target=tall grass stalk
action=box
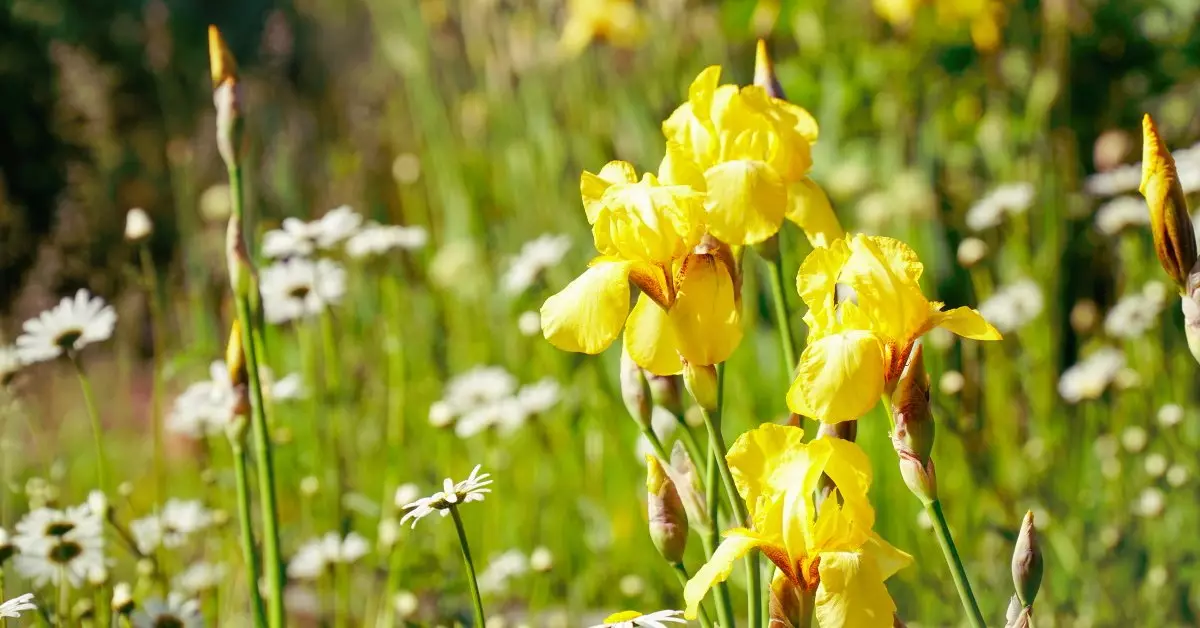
[69,354,107,495]
[136,244,167,510]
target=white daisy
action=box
[0,346,22,386]
[516,378,561,416]
[517,310,541,336]
[129,499,215,554]
[955,237,989,267]
[454,398,527,438]
[310,205,363,249]
[1158,404,1184,428]
[1094,195,1150,236]
[174,561,225,594]
[1058,347,1126,403]
[429,366,519,427]
[259,258,347,324]
[131,593,204,628]
[399,465,492,528]
[125,207,153,242]
[166,361,304,438]
[965,183,1035,232]
[286,532,370,580]
[979,279,1044,333]
[111,582,134,615]
[262,217,319,259]
[1083,164,1141,197]
[15,289,117,363]
[529,546,553,572]
[477,549,528,595]
[394,483,421,508]
[345,222,428,259]
[591,609,686,628]
[0,593,35,619]
[1104,282,1168,339]
[12,503,106,588]
[502,234,572,295]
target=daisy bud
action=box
[87,490,110,519]
[112,582,135,616]
[769,570,806,628]
[208,26,243,170]
[668,441,710,532]
[87,564,110,586]
[890,344,938,503]
[620,350,654,431]
[682,362,719,414]
[1011,510,1043,607]
[754,39,785,100]
[124,207,153,242]
[72,598,95,621]
[645,455,688,564]
[1139,114,1197,292]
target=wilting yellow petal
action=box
[624,294,683,376]
[581,161,638,223]
[813,550,899,628]
[540,261,632,354]
[670,254,743,366]
[725,424,812,525]
[839,235,929,342]
[786,178,843,248]
[702,159,788,245]
[787,331,886,423]
[929,306,1002,341]
[684,528,767,619]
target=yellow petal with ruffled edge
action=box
[702,159,788,245]
[786,178,843,248]
[725,424,811,525]
[863,532,912,581]
[540,260,632,354]
[581,161,638,223]
[813,549,899,628]
[658,141,708,192]
[624,293,683,376]
[795,239,850,340]
[929,306,1002,341]
[839,235,930,342]
[670,254,743,366]
[811,437,875,533]
[786,330,886,423]
[684,528,767,620]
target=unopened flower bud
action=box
[112,582,135,616]
[1140,114,1198,291]
[620,350,654,431]
[667,441,710,532]
[1181,295,1200,366]
[87,564,109,586]
[125,208,153,242]
[1011,510,1043,607]
[891,344,937,503]
[226,320,247,388]
[683,363,719,414]
[754,39,785,100]
[646,455,688,564]
[769,570,807,628]
[72,598,95,621]
[208,26,243,170]
[647,374,684,419]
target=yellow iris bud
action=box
[1140,114,1198,292]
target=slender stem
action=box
[137,244,166,513]
[377,545,404,628]
[228,165,286,628]
[70,355,107,494]
[762,258,797,373]
[334,563,350,628]
[449,505,486,626]
[672,563,713,628]
[923,500,986,628]
[641,426,670,462]
[57,566,67,627]
[230,441,267,628]
[705,447,735,628]
[698,404,761,628]
[675,421,708,476]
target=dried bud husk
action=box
[1005,605,1032,628]
[754,39,786,100]
[891,344,937,503]
[1140,114,1198,291]
[769,570,809,628]
[1181,294,1200,366]
[646,455,688,564]
[683,362,719,414]
[667,440,710,532]
[620,349,656,432]
[1011,510,1043,607]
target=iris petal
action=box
[540,261,633,354]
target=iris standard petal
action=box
[840,235,929,341]
[702,159,788,245]
[658,141,708,192]
[540,261,633,354]
[624,293,683,376]
[786,330,886,423]
[684,528,767,619]
[725,424,810,524]
[669,253,743,367]
[785,178,843,248]
[813,550,898,628]
[581,161,638,223]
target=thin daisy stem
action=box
[671,563,712,628]
[69,354,107,495]
[230,440,268,628]
[57,567,67,627]
[448,504,486,627]
[923,500,986,628]
[137,243,167,513]
[377,544,405,628]
[227,164,286,628]
[762,257,797,373]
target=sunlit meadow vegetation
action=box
[2,0,1200,626]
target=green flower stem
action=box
[923,500,986,628]
[675,420,708,476]
[377,544,405,628]
[449,505,486,627]
[671,563,713,628]
[69,354,107,495]
[230,440,267,628]
[697,403,761,628]
[57,566,68,628]
[137,243,167,512]
[641,426,670,462]
[227,164,286,628]
[762,257,797,373]
[705,447,735,628]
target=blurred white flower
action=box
[111,582,134,614]
[0,346,22,386]
[1158,404,1185,428]
[618,574,645,597]
[260,258,347,324]
[938,370,965,396]
[1058,347,1125,403]
[517,378,561,416]
[1093,434,1119,460]
[431,367,561,436]
[590,609,686,628]
[1094,195,1149,235]
[167,362,302,438]
[174,562,225,594]
[12,502,105,588]
[979,279,1043,333]
[129,499,215,554]
[287,532,371,580]
[1083,164,1141,197]
[529,546,553,572]
[1104,282,1168,339]
[1167,464,1190,487]
[478,549,529,594]
[394,590,420,619]
[263,205,365,258]
[399,464,492,528]
[1134,487,1165,518]
[0,593,35,619]
[502,234,572,295]
[346,222,428,259]
[131,593,203,628]
[1121,426,1148,453]
[1144,453,1168,478]
[517,311,542,337]
[956,237,989,267]
[394,483,421,508]
[15,289,117,364]
[125,207,153,241]
[312,205,363,248]
[965,182,1034,231]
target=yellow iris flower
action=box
[541,162,743,375]
[559,0,644,58]
[683,424,911,627]
[660,66,842,248]
[787,234,1001,423]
